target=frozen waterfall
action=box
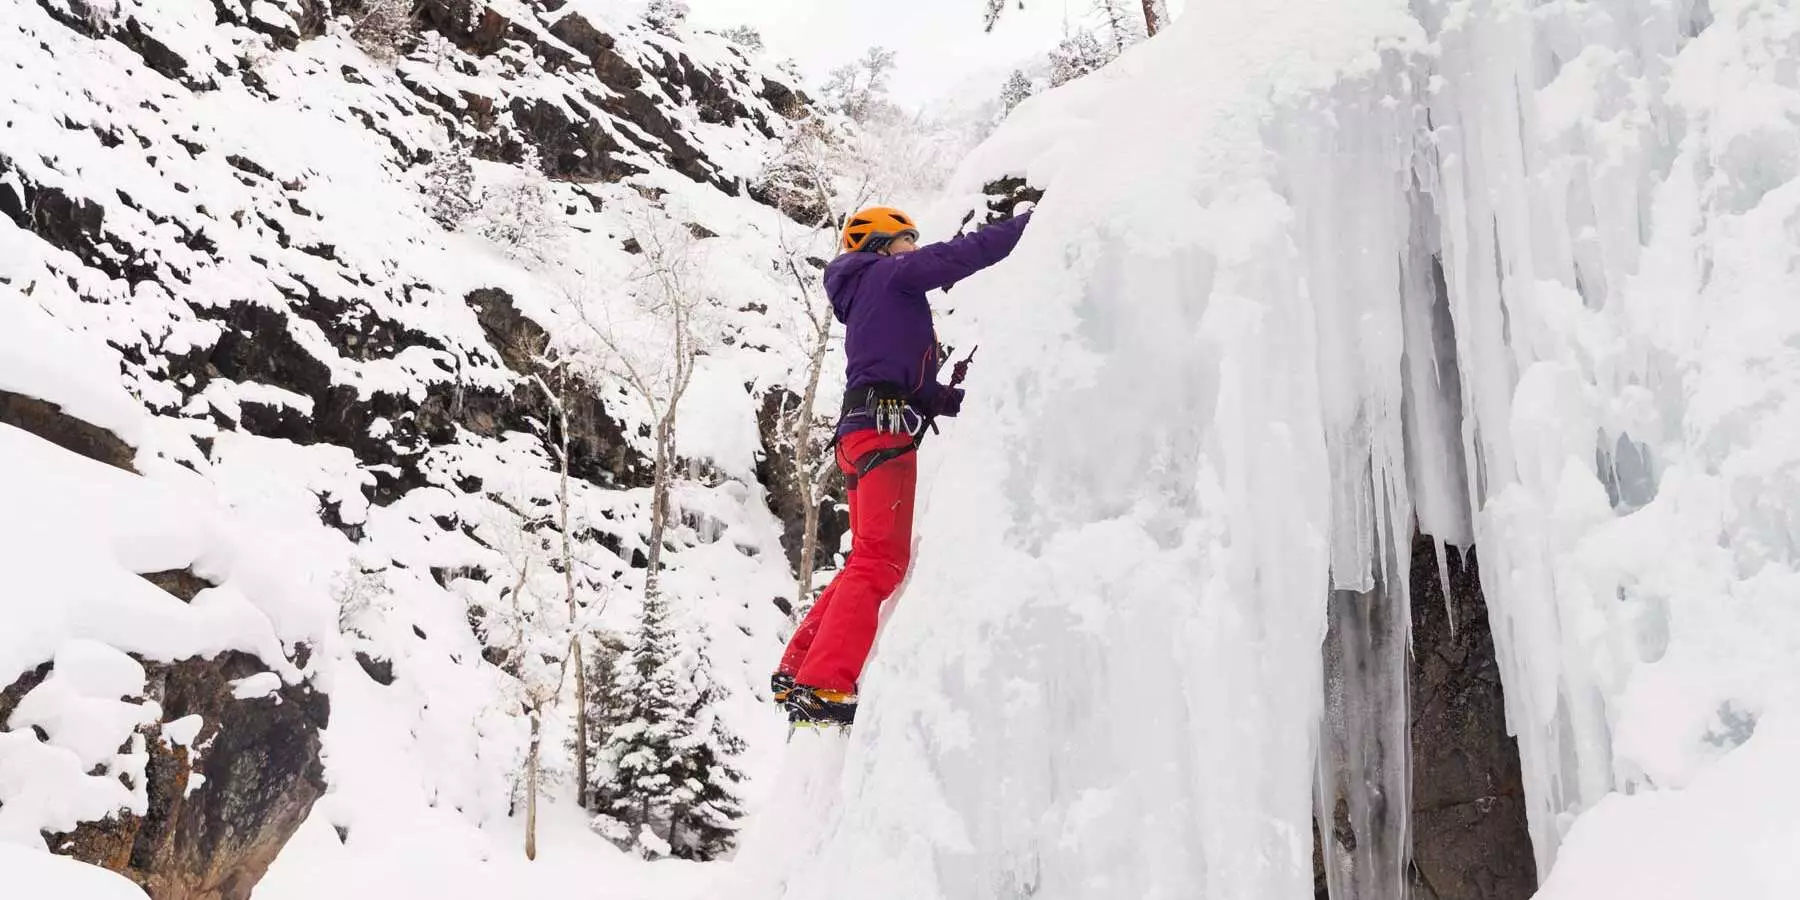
[738,0,1800,897]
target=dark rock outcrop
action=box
[969,176,1045,229]
[5,652,327,900]
[0,390,137,471]
[142,569,216,603]
[1409,538,1536,899]
[1313,532,1536,900]
[754,389,849,579]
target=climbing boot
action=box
[770,671,795,704]
[785,685,856,728]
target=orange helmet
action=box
[842,206,920,253]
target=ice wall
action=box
[1419,0,1800,882]
[757,0,1800,897]
[766,3,1430,898]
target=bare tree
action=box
[566,215,714,603]
[759,122,861,611]
[474,465,591,859]
[776,231,841,607]
[1094,0,1141,54]
[526,367,593,811]
[983,0,1024,32]
[477,513,562,860]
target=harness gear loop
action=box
[834,348,979,488]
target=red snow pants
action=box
[778,429,918,693]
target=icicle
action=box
[1432,538,1455,637]
[1316,496,1414,900]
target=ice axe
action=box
[921,345,978,438]
[949,345,978,389]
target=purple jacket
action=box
[828,213,1032,437]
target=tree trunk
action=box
[557,404,588,809]
[1141,0,1165,36]
[572,637,588,808]
[644,413,674,599]
[525,711,541,860]
[792,318,832,607]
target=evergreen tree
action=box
[578,636,629,811]
[474,147,561,260]
[1048,28,1109,87]
[590,592,695,854]
[999,69,1035,114]
[422,138,476,230]
[587,595,746,859]
[644,0,689,36]
[719,25,764,52]
[822,46,899,123]
[670,636,748,859]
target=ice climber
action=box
[773,205,1033,727]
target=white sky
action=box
[686,0,1187,105]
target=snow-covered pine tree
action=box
[644,0,689,36]
[588,594,747,859]
[422,137,476,230]
[475,146,562,261]
[999,69,1035,114]
[718,25,764,51]
[1048,28,1110,87]
[589,591,698,856]
[579,635,629,811]
[822,46,899,124]
[670,632,748,860]
[350,0,417,61]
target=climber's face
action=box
[884,234,919,255]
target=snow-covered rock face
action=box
[3,0,829,895]
[771,0,1800,898]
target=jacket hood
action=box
[823,252,881,324]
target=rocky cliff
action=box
[1,0,837,894]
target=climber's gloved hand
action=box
[1013,200,1037,217]
[932,386,965,418]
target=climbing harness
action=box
[833,345,979,489]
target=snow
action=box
[2,0,820,895]
[6,0,1799,896]
[230,672,284,700]
[162,714,206,748]
[9,642,157,771]
[0,290,154,451]
[1533,710,1800,900]
[0,842,151,900]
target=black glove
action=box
[932,386,965,418]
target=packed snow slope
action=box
[2,0,842,897]
[757,0,1800,898]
